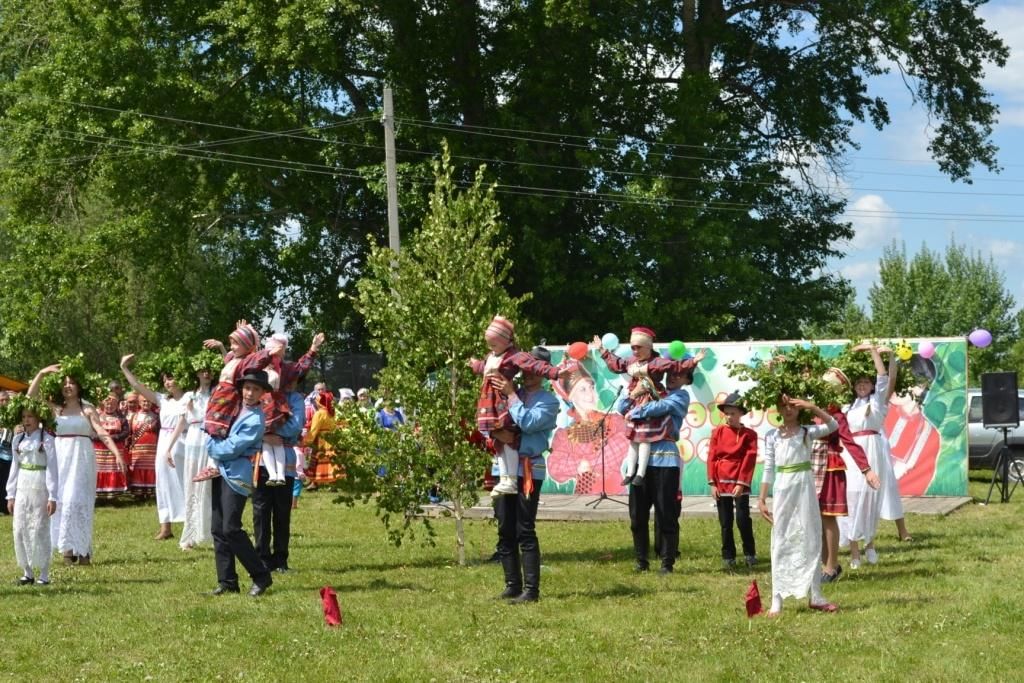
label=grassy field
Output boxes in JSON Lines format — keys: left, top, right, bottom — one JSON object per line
{"left": 0, "top": 472, "right": 1021, "bottom": 682}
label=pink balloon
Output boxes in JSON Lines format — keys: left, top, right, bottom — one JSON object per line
{"left": 968, "top": 329, "right": 993, "bottom": 348}
{"left": 918, "top": 341, "right": 936, "bottom": 359}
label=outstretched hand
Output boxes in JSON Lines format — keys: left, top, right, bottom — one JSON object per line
{"left": 203, "top": 339, "right": 225, "bottom": 351}
{"left": 120, "top": 354, "right": 135, "bottom": 369}
{"left": 310, "top": 332, "right": 326, "bottom": 352}
{"left": 589, "top": 335, "right": 602, "bottom": 351}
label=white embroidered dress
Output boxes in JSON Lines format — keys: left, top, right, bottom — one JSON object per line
{"left": 155, "top": 394, "right": 186, "bottom": 524}
{"left": 7, "top": 430, "right": 58, "bottom": 572}
{"left": 179, "top": 389, "right": 213, "bottom": 548}
{"left": 843, "top": 375, "right": 904, "bottom": 543}
{"left": 763, "top": 418, "right": 837, "bottom": 600}
{"left": 51, "top": 414, "right": 97, "bottom": 556}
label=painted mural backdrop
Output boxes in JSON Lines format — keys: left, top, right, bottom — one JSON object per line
{"left": 540, "top": 338, "right": 968, "bottom": 497}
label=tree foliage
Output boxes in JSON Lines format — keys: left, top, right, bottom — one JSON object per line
{"left": 331, "top": 145, "right": 529, "bottom": 562}
{"left": 0, "top": 1, "right": 1008, "bottom": 376}
{"left": 868, "top": 240, "right": 1017, "bottom": 383}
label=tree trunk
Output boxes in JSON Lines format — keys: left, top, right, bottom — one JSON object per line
{"left": 454, "top": 498, "right": 466, "bottom": 566}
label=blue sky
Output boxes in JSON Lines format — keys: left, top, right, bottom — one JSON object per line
{"left": 829, "top": 0, "right": 1024, "bottom": 312}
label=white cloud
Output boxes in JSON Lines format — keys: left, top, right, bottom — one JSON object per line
{"left": 977, "top": 237, "right": 1024, "bottom": 266}
{"left": 839, "top": 260, "right": 879, "bottom": 282}
{"left": 843, "top": 194, "right": 900, "bottom": 251}
{"left": 979, "top": 5, "right": 1024, "bottom": 92}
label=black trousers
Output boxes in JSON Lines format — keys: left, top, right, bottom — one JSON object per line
{"left": 0, "top": 457, "right": 10, "bottom": 514}
{"left": 716, "top": 494, "right": 756, "bottom": 560}
{"left": 211, "top": 477, "right": 271, "bottom": 589}
{"left": 629, "top": 466, "right": 680, "bottom": 569}
{"left": 252, "top": 469, "right": 294, "bottom": 571}
{"left": 495, "top": 477, "right": 542, "bottom": 591}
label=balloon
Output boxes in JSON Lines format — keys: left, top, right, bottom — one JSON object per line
{"left": 615, "top": 345, "right": 631, "bottom": 359}
{"left": 601, "top": 333, "right": 619, "bottom": 351}
{"left": 567, "top": 341, "right": 589, "bottom": 360}
{"left": 918, "top": 341, "right": 936, "bottom": 359}
{"left": 968, "top": 329, "right": 993, "bottom": 348}
{"left": 667, "top": 340, "right": 687, "bottom": 360}
{"left": 896, "top": 346, "right": 913, "bottom": 362}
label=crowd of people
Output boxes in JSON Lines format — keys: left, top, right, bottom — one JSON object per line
{"left": 0, "top": 322, "right": 407, "bottom": 595}
{"left": 1, "top": 315, "right": 912, "bottom": 613}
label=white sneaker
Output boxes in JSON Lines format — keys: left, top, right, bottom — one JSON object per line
{"left": 850, "top": 558, "right": 861, "bottom": 570}
{"left": 491, "top": 477, "right": 518, "bottom": 496}
{"left": 865, "top": 548, "right": 879, "bottom": 565}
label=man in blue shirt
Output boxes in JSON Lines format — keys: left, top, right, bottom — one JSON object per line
{"left": 490, "top": 346, "right": 560, "bottom": 603}
{"left": 623, "top": 368, "right": 692, "bottom": 574}
{"left": 206, "top": 369, "right": 274, "bottom": 596}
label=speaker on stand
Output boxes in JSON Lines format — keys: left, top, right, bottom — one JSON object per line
{"left": 982, "top": 371, "right": 1021, "bottom": 504}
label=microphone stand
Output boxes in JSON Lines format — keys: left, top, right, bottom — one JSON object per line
{"left": 585, "top": 385, "right": 628, "bottom": 509}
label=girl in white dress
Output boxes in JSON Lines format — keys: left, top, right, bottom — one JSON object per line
{"left": 27, "top": 364, "right": 126, "bottom": 565}
{"left": 167, "top": 366, "right": 214, "bottom": 549}
{"left": 758, "top": 396, "right": 839, "bottom": 616}
{"left": 843, "top": 345, "right": 911, "bottom": 568}
{"left": 120, "top": 354, "right": 187, "bottom": 540}
{"left": 5, "top": 402, "right": 58, "bottom": 585}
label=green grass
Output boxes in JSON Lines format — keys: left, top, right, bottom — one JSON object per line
{"left": 0, "top": 473, "right": 1021, "bottom": 681}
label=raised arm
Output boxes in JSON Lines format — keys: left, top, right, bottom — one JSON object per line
{"left": 119, "top": 354, "right": 161, "bottom": 407}
{"left": 27, "top": 363, "right": 62, "bottom": 401}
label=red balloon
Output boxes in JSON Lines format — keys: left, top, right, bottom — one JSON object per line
{"left": 568, "top": 341, "right": 589, "bottom": 360}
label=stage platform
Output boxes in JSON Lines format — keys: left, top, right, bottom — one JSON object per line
{"left": 421, "top": 495, "right": 973, "bottom": 522}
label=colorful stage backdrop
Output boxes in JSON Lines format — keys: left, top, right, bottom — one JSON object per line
{"left": 539, "top": 338, "right": 968, "bottom": 497}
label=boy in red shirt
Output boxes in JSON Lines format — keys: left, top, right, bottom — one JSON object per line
{"left": 707, "top": 391, "right": 758, "bottom": 568}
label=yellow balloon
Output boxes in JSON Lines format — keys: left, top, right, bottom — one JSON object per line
{"left": 897, "top": 346, "right": 913, "bottom": 361}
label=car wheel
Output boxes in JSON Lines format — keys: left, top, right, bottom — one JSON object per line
{"left": 1006, "top": 458, "right": 1024, "bottom": 484}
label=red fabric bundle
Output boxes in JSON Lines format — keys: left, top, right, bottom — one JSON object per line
{"left": 320, "top": 586, "right": 342, "bottom": 627}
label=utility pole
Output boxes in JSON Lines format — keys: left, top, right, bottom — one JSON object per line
{"left": 383, "top": 85, "right": 400, "bottom": 254}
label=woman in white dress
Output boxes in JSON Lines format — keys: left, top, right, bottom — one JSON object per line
{"left": 757, "top": 396, "right": 839, "bottom": 615}
{"left": 843, "top": 345, "right": 912, "bottom": 568}
{"left": 5, "top": 401, "right": 58, "bottom": 584}
{"left": 120, "top": 354, "right": 187, "bottom": 540}
{"left": 27, "top": 364, "right": 126, "bottom": 565}
{"left": 167, "top": 364, "right": 214, "bottom": 550}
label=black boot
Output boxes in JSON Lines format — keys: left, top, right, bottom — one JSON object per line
{"left": 511, "top": 550, "right": 540, "bottom": 603}
{"left": 498, "top": 552, "right": 522, "bottom": 599}
{"left": 632, "top": 527, "right": 650, "bottom": 572}
{"left": 660, "top": 532, "right": 679, "bottom": 573}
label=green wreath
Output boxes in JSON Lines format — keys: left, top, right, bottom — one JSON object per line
{"left": 0, "top": 393, "right": 55, "bottom": 431}
{"left": 727, "top": 343, "right": 847, "bottom": 411}
{"left": 190, "top": 348, "right": 225, "bottom": 376}
{"left": 832, "top": 341, "right": 916, "bottom": 398}
{"left": 136, "top": 346, "right": 195, "bottom": 390}
{"left": 39, "top": 354, "right": 106, "bottom": 406}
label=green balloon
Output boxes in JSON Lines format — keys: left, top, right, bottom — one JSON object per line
{"left": 668, "top": 340, "right": 686, "bottom": 360}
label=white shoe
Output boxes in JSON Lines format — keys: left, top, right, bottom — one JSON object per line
{"left": 850, "top": 559, "right": 861, "bottom": 570}
{"left": 865, "top": 548, "right": 879, "bottom": 565}
{"left": 492, "top": 477, "right": 518, "bottom": 496}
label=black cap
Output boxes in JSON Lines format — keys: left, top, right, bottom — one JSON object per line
{"left": 236, "top": 369, "right": 273, "bottom": 392}
{"left": 530, "top": 345, "right": 551, "bottom": 363}
{"left": 717, "top": 390, "right": 747, "bottom": 413}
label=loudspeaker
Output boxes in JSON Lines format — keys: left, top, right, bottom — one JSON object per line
{"left": 981, "top": 371, "right": 1020, "bottom": 428}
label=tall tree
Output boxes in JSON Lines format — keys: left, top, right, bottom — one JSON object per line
{"left": 0, "top": 1, "right": 1008, "bottom": 375}
{"left": 333, "top": 145, "right": 529, "bottom": 563}
{"left": 868, "top": 241, "right": 1017, "bottom": 382}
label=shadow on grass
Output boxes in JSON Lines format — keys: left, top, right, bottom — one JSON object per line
{"left": 844, "top": 565, "right": 949, "bottom": 580}
{"left": 551, "top": 583, "right": 660, "bottom": 600}
{"left": 274, "top": 577, "right": 427, "bottom": 594}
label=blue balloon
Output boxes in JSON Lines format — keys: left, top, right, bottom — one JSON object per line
{"left": 615, "top": 345, "right": 631, "bottom": 359}
{"left": 601, "top": 332, "right": 620, "bottom": 351}
{"left": 682, "top": 353, "right": 693, "bottom": 360}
